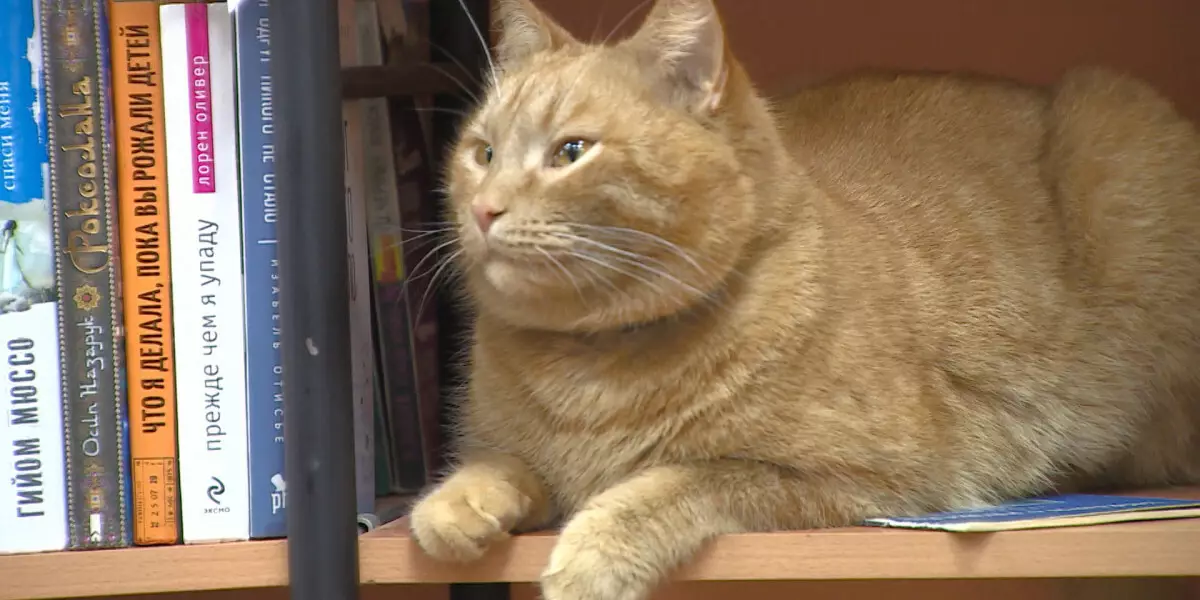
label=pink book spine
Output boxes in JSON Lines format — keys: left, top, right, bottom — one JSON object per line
{"left": 185, "top": 3, "right": 215, "bottom": 194}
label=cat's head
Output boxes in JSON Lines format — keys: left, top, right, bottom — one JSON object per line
{"left": 445, "top": 0, "right": 775, "bottom": 332}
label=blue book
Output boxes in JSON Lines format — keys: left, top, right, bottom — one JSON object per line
{"left": 0, "top": 0, "right": 69, "bottom": 555}
{"left": 231, "top": 0, "right": 286, "bottom": 539}
{"left": 863, "top": 494, "right": 1200, "bottom": 533}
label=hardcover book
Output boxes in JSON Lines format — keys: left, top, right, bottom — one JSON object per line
{"left": 41, "top": 0, "right": 132, "bottom": 549}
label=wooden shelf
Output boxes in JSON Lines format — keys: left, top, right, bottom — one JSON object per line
{"left": 340, "top": 63, "right": 474, "bottom": 98}
{"left": 4, "top": 488, "right": 1199, "bottom": 600}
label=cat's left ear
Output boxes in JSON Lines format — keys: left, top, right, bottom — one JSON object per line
{"left": 492, "top": 0, "right": 579, "bottom": 71}
{"left": 624, "top": 0, "right": 729, "bottom": 114}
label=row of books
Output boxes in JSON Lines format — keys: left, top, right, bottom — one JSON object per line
{"left": 0, "top": 0, "right": 446, "bottom": 555}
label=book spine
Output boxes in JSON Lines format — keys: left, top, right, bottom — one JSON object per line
{"left": 0, "top": 0, "right": 69, "bottom": 555}
{"left": 160, "top": 1, "right": 250, "bottom": 544}
{"left": 390, "top": 94, "right": 443, "bottom": 481}
{"left": 108, "top": 0, "right": 181, "bottom": 547}
{"left": 232, "top": 0, "right": 286, "bottom": 540}
{"left": 41, "top": 0, "right": 132, "bottom": 549}
{"left": 392, "top": 0, "right": 442, "bottom": 479}
{"left": 355, "top": 0, "right": 425, "bottom": 493}
{"left": 338, "top": 0, "right": 377, "bottom": 520}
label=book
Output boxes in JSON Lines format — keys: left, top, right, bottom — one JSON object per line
{"left": 0, "top": 0, "right": 69, "bottom": 555}
{"left": 107, "top": 0, "right": 181, "bottom": 546}
{"left": 387, "top": 91, "right": 443, "bottom": 484}
{"left": 41, "top": 0, "right": 132, "bottom": 549}
{"left": 862, "top": 494, "right": 1200, "bottom": 533}
{"left": 355, "top": 0, "right": 423, "bottom": 495}
{"left": 160, "top": 1, "right": 251, "bottom": 543}
{"left": 231, "top": 0, "right": 287, "bottom": 539}
{"left": 338, "top": 0, "right": 378, "bottom": 524}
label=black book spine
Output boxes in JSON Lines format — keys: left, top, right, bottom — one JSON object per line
{"left": 42, "top": 0, "right": 131, "bottom": 549}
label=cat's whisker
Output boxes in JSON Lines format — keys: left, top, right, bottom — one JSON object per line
{"left": 595, "top": 0, "right": 657, "bottom": 47}
{"left": 404, "top": 105, "right": 472, "bottom": 119}
{"left": 551, "top": 54, "right": 604, "bottom": 127}
{"left": 586, "top": 0, "right": 611, "bottom": 45}
{"left": 414, "top": 36, "right": 489, "bottom": 92}
{"left": 453, "top": 0, "right": 501, "bottom": 94}
{"left": 401, "top": 237, "right": 463, "bottom": 290}
{"left": 411, "top": 249, "right": 463, "bottom": 326}
{"left": 420, "top": 59, "right": 484, "bottom": 106}
{"left": 576, "top": 260, "right": 621, "bottom": 299}
{"left": 549, "top": 231, "right": 676, "bottom": 274}
{"left": 401, "top": 221, "right": 460, "bottom": 231}
{"left": 537, "top": 247, "right": 590, "bottom": 309}
{"left": 565, "top": 223, "right": 709, "bottom": 275}
{"left": 569, "top": 242, "right": 723, "bottom": 309}
{"left": 602, "top": 252, "right": 712, "bottom": 302}
{"left": 566, "top": 250, "right": 665, "bottom": 296}
{"left": 399, "top": 236, "right": 450, "bottom": 260}
{"left": 399, "top": 227, "right": 454, "bottom": 245}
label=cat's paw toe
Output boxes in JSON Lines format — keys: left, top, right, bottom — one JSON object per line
{"left": 408, "top": 480, "right": 528, "bottom": 563}
{"left": 539, "top": 512, "right": 653, "bottom": 600}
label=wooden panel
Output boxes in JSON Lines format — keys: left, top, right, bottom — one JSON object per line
{"left": 358, "top": 509, "right": 1200, "bottom": 583}
{"left": 513, "top": 579, "right": 1200, "bottom": 600}
{"left": 528, "top": 0, "right": 1200, "bottom": 121}
{"left": 3, "top": 488, "right": 1199, "bottom": 598}
{"left": 108, "top": 584, "right": 449, "bottom": 600}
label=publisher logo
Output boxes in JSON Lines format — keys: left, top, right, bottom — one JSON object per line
{"left": 270, "top": 473, "right": 287, "bottom": 515}
{"left": 207, "top": 476, "right": 226, "bottom": 505}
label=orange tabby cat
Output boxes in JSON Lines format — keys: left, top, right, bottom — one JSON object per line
{"left": 408, "top": 0, "right": 1200, "bottom": 598}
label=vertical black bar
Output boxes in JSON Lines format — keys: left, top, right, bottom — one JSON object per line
{"left": 272, "top": 0, "right": 360, "bottom": 598}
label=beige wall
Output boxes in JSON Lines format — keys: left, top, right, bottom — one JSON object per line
{"left": 530, "top": 0, "right": 1200, "bottom": 121}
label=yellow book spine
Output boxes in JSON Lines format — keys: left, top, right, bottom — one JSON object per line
{"left": 108, "top": 0, "right": 180, "bottom": 546}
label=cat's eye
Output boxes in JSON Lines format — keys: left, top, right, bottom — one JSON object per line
{"left": 550, "top": 139, "right": 594, "bottom": 168}
{"left": 473, "top": 143, "right": 493, "bottom": 166}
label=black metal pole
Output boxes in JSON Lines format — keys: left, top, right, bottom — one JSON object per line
{"left": 273, "top": 0, "right": 360, "bottom": 598}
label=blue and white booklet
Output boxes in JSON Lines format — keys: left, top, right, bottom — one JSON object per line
{"left": 862, "top": 494, "right": 1200, "bottom": 533}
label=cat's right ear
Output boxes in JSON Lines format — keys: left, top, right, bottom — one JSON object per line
{"left": 623, "top": 0, "right": 729, "bottom": 114}
{"left": 491, "top": 0, "right": 578, "bottom": 71}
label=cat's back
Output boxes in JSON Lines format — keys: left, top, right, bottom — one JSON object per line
{"left": 773, "top": 70, "right": 1049, "bottom": 153}
{"left": 762, "top": 68, "right": 1200, "bottom": 488}
{"left": 771, "top": 70, "right": 1052, "bottom": 216}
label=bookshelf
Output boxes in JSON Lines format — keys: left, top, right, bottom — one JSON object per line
{"left": 2, "top": 1, "right": 1199, "bottom": 599}
{"left": 3, "top": 488, "right": 1200, "bottom": 600}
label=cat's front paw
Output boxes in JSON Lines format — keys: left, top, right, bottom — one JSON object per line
{"left": 408, "top": 477, "right": 531, "bottom": 563}
{"left": 540, "top": 509, "right": 656, "bottom": 600}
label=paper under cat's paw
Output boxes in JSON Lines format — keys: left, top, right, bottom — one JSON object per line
{"left": 408, "top": 477, "right": 531, "bottom": 563}
{"left": 539, "top": 509, "right": 656, "bottom": 600}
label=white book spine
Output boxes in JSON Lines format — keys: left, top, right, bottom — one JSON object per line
{"left": 160, "top": 1, "right": 250, "bottom": 544}
{"left": 339, "top": 0, "right": 376, "bottom": 521}
{"left": 0, "top": 304, "right": 67, "bottom": 554}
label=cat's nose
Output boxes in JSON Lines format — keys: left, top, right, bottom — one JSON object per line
{"left": 472, "top": 204, "right": 505, "bottom": 234}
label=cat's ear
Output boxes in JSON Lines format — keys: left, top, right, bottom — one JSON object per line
{"left": 624, "top": 0, "right": 729, "bottom": 113}
{"left": 492, "top": 0, "right": 578, "bottom": 70}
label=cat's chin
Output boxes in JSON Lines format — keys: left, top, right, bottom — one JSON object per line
{"left": 477, "top": 256, "right": 568, "bottom": 299}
